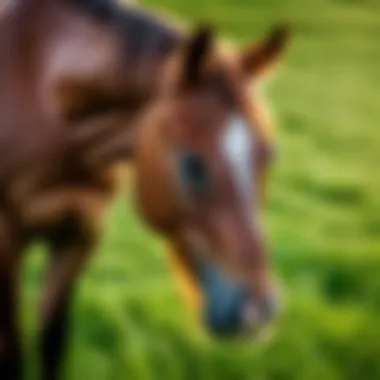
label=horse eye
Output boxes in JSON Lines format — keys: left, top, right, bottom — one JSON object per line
{"left": 180, "top": 152, "right": 209, "bottom": 195}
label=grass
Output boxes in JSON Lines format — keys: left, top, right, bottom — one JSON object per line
{"left": 23, "top": 0, "right": 380, "bottom": 379}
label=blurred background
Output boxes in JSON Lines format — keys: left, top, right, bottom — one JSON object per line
{"left": 23, "top": 0, "right": 380, "bottom": 379}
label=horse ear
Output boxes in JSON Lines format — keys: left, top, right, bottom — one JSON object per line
{"left": 240, "top": 24, "right": 291, "bottom": 78}
{"left": 180, "top": 24, "right": 215, "bottom": 87}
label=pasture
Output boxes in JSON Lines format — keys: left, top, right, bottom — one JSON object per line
{"left": 23, "top": 0, "right": 380, "bottom": 379}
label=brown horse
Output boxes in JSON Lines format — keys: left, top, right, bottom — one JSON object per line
{"left": 0, "top": 0, "right": 290, "bottom": 378}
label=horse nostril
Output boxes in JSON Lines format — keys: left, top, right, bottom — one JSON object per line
{"left": 242, "top": 301, "right": 260, "bottom": 327}
{"left": 261, "top": 294, "right": 277, "bottom": 321}
{"left": 243, "top": 294, "right": 277, "bottom": 329}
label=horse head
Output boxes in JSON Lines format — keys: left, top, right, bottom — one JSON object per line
{"left": 134, "top": 23, "right": 291, "bottom": 338}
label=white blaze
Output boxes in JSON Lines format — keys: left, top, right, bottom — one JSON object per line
{"left": 221, "top": 115, "right": 254, "bottom": 203}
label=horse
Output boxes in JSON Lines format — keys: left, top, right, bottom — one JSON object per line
{"left": 0, "top": 0, "right": 290, "bottom": 378}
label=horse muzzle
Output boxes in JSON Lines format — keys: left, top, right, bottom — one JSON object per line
{"left": 195, "top": 260, "right": 277, "bottom": 338}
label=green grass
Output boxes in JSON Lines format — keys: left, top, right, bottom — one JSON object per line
{"left": 23, "top": 0, "right": 380, "bottom": 379}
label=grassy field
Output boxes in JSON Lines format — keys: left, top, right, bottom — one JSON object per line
{"left": 23, "top": 0, "right": 380, "bottom": 379}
